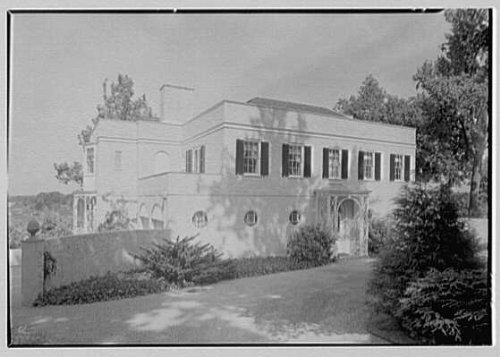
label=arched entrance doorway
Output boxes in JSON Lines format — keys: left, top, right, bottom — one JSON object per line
{"left": 337, "top": 198, "right": 360, "bottom": 254}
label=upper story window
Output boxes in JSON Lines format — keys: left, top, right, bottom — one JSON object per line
{"left": 282, "top": 144, "right": 311, "bottom": 178}
{"left": 394, "top": 154, "right": 403, "bottom": 181}
{"left": 358, "top": 151, "right": 381, "bottom": 181}
{"left": 114, "top": 151, "right": 122, "bottom": 170}
{"left": 328, "top": 149, "right": 341, "bottom": 178}
{"left": 235, "top": 140, "right": 269, "bottom": 176}
{"left": 243, "top": 141, "right": 260, "bottom": 174}
{"left": 288, "top": 145, "right": 302, "bottom": 177}
{"left": 323, "top": 148, "right": 348, "bottom": 179}
{"left": 186, "top": 146, "right": 205, "bottom": 173}
{"left": 390, "top": 154, "right": 410, "bottom": 182}
{"left": 86, "top": 147, "right": 95, "bottom": 174}
{"left": 363, "top": 152, "right": 374, "bottom": 180}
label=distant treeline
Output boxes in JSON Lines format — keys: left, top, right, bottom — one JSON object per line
{"left": 9, "top": 191, "right": 73, "bottom": 211}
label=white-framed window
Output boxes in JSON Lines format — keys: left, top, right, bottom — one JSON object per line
{"left": 289, "top": 210, "right": 302, "bottom": 225}
{"left": 288, "top": 144, "right": 303, "bottom": 177}
{"left": 328, "top": 149, "right": 341, "bottom": 179}
{"left": 244, "top": 210, "right": 258, "bottom": 227}
{"left": 114, "top": 151, "right": 122, "bottom": 170}
{"left": 363, "top": 151, "right": 374, "bottom": 180}
{"left": 86, "top": 147, "right": 95, "bottom": 174}
{"left": 243, "top": 141, "right": 260, "bottom": 175}
{"left": 394, "top": 154, "right": 404, "bottom": 181}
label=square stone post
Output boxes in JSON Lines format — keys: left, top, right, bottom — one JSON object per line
{"left": 21, "top": 238, "right": 45, "bottom": 306}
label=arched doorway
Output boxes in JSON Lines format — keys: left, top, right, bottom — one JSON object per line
{"left": 151, "top": 204, "right": 164, "bottom": 229}
{"left": 337, "top": 198, "right": 360, "bottom": 255}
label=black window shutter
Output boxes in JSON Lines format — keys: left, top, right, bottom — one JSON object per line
{"left": 200, "top": 145, "right": 205, "bottom": 173}
{"left": 304, "top": 146, "right": 311, "bottom": 177}
{"left": 260, "top": 142, "right": 269, "bottom": 176}
{"left": 404, "top": 155, "right": 411, "bottom": 182}
{"left": 235, "top": 140, "right": 244, "bottom": 175}
{"left": 389, "top": 154, "right": 395, "bottom": 181}
{"left": 322, "top": 148, "right": 329, "bottom": 179}
{"left": 282, "top": 144, "right": 289, "bottom": 177}
{"left": 341, "top": 149, "right": 349, "bottom": 179}
{"left": 375, "top": 152, "right": 381, "bottom": 181}
{"left": 358, "top": 151, "right": 364, "bottom": 180}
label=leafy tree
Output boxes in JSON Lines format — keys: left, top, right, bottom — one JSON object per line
{"left": 335, "top": 74, "right": 422, "bottom": 127}
{"left": 53, "top": 162, "right": 83, "bottom": 187}
{"left": 414, "top": 9, "right": 489, "bottom": 216}
{"left": 55, "top": 74, "right": 157, "bottom": 187}
{"left": 78, "top": 74, "right": 157, "bottom": 146}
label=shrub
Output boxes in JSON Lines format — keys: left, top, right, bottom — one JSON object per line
{"left": 370, "top": 184, "right": 481, "bottom": 312}
{"left": 33, "top": 271, "right": 169, "bottom": 306}
{"left": 233, "top": 256, "right": 322, "bottom": 278}
{"left": 286, "top": 225, "right": 336, "bottom": 264}
{"left": 132, "top": 235, "right": 224, "bottom": 286}
{"left": 368, "top": 217, "right": 394, "bottom": 256}
{"left": 396, "top": 268, "right": 490, "bottom": 345}
{"left": 98, "top": 209, "right": 131, "bottom": 232}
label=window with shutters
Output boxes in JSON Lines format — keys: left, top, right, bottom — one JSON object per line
{"left": 288, "top": 145, "right": 303, "bottom": 177}
{"left": 243, "top": 141, "right": 260, "bottom": 175}
{"left": 185, "top": 146, "right": 205, "bottom": 173}
{"left": 328, "top": 149, "right": 341, "bottom": 179}
{"left": 363, "top": 151, "right": 374, "bottom": 180}
{"left": 394, "top": 154, "right": 403, "bottom": 181}
{"left": 236, "top": 140, "right": 269, "bottom": 177}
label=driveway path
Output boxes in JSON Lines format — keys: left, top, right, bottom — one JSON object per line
{"left": 10, "top": 258, "right": 387, "bottom": 344}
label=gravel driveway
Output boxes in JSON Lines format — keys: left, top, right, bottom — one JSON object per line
{"left": 10, "top": 258, "right": 387, "bottom": 345}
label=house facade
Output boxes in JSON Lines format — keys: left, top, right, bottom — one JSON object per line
{"left": 73, "top": 85, "right": 416, "bottom": 257}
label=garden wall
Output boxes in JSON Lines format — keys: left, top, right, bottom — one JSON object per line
{"left": 44, "top": 229, "right": 168, "bottom": 290}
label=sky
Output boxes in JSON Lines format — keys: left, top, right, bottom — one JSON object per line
{"left": 9, "top": 11, "right": 451, "bottom": 195}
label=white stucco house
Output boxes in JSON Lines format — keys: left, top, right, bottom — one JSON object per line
{"left": 73, "top": 84, "right": 416, "bottom": 257}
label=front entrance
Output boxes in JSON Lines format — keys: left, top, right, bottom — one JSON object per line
{"left": 314, "top": 185, "right": 370, "bottom": 257}
{"left": 337, "top": 198, "right": 360, "bottom": 255}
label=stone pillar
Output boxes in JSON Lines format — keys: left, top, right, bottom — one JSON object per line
{"left": 21, "top": 238, "right": 45, "bottom": 306}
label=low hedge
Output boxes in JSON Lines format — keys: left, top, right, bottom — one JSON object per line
{"left": 192, "top": 256, "right": 324, "bottom": 285}
{"left": 33, "top": 271, "right": 169, "bottom": 306}
{"left": 33, "top": 256, "right": 329, "bottom": 306}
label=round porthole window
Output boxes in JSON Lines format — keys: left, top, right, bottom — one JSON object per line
{"left": 244, "top": 210, "right": 258, "bottom": 227}
{"left": 289, "top": 210, "right": 301, "bottom": 225}
{"left": 192, "top": 211, "right": 208, "bottom": 228}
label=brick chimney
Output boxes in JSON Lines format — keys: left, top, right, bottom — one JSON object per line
{"left": 159, "top": 84, "right": 195, "bottom": 124}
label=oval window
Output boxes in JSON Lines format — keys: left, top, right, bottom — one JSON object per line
{"left": 192, "top": 211, "right": 208, "bottom": 228}
{"left": 289, "top": 210, "right": 301, "bottom": 225}
{"left": 244, "top": 210, "right": 258, "bottom": 227}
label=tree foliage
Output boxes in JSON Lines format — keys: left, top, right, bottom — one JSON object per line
{"left": 336, "top": 74, "right": 421, "bottom": 127}
{"left": 77, "top": 74, "right": 157, "bottom": 146}
{"left": 53, "top": 161, "right": 83, "bottom": 187}
{"left": 414, "top": 9, "right": 489, "bottom": 215}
